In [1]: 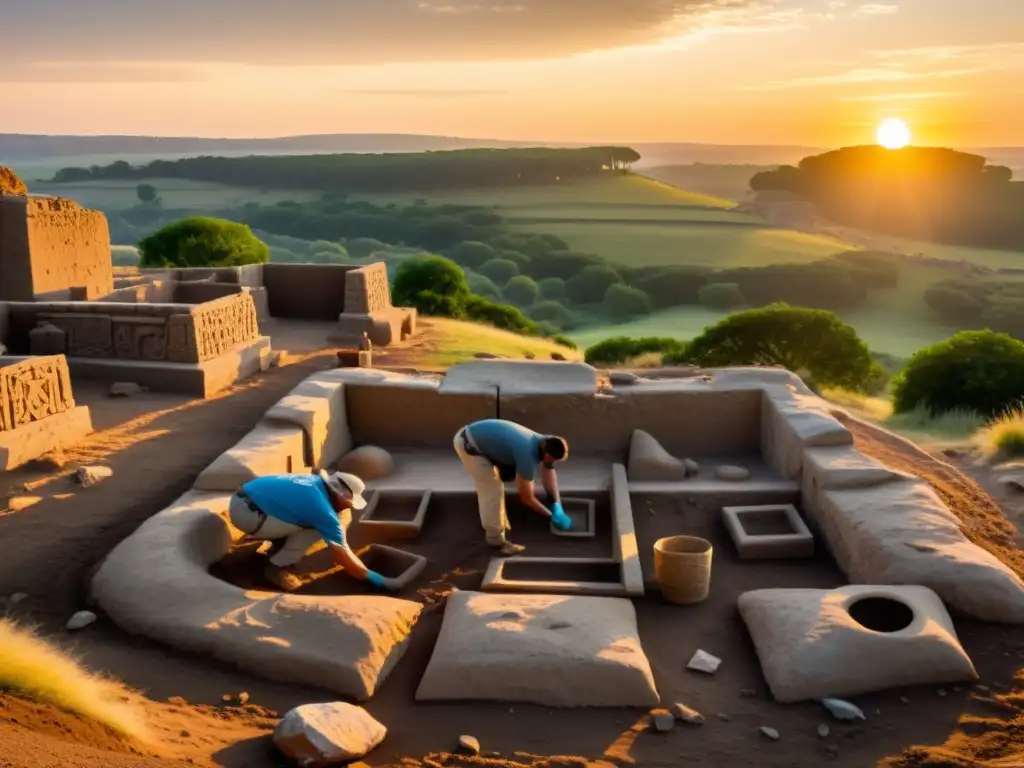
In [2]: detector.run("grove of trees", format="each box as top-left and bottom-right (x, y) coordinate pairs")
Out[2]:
(751, 145), (1024, 251)
(138, 217), (269, 268)
(51, 147), (642, 193)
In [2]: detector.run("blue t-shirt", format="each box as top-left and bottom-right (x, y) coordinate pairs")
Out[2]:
(466, 419), (543, 481)
(242, 474), (345, 546)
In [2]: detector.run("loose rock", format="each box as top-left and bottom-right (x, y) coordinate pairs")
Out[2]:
(715, 465), (750, 482)
(716, 713), (731, 722)
(900, 696), (910, 704)
(818, 724), (830, 738)
(67, 610), (97, 630)
(741, 688), (757, 698)
(337, 445), (394, 482)
(670, 703), (704, 724)
(274, 703), (386, 765)
(109, 382), (144, 397)
(651, 712), (675, 732)
(237, 692), (250, 705)
(76, 466), (113, 488)
(550, 352), (566, 361)
(821, 698), (865, 721)
(9, 593), (28, 605)
(458, 735), (480, 755)
(937, 688), (948, 697)
(610, 371), (639, 386)
(683, 458), (700, 476)
(759, 726), (780, 741)
(687, 649), (722, 674)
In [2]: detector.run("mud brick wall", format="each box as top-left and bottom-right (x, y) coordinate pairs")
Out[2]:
(0, 355), (74, 432)
(0, 197), (112, 301)
(173, 281), (243, 304)
(343, 263), (392, 315)
(262, 263), (357, 320)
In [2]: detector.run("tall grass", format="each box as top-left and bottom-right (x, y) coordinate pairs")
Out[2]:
(821, 387), (984, 442)
(974, 408), (1024, 460)
(0, 618), (148, 740)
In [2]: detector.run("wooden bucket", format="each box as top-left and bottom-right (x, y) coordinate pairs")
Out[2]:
(653, 535), (713, 605)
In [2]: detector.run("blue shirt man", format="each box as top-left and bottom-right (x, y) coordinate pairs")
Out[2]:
(228, 470), (395, 593)
(453, 419), (571, 555)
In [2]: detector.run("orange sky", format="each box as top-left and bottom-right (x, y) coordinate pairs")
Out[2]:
(2, 0), (1022, 146)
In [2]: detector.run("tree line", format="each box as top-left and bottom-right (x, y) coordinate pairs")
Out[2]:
(750, 145), (1024, 251)
(49, 147), (642, 192)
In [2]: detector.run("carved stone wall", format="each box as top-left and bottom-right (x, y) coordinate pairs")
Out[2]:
(0, 355), (74, 432)
(344, 263), (393, 315)
(189, 291), (260, 363)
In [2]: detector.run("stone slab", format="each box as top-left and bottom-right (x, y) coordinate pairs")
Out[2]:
(416, 590), (659, 707)
(818, 480), (1024, 623)
(264, 376), (349, 469)
(90, 491), (422, 700)
(273, 702), (386, 766)
(0, 405), (93, 470)
(481, 557), (628, 597)
(738, 585), (978, 702)
(722, 504), (814, 560)
(193, 422), (307, 492)
(761, 389), (853, 479)
(40, 337), (272, 397)
(356, 490), (431, 542)
(551, 497), (596, 538)
(611, 464), (644, 597)
(440, 360), (598, 396)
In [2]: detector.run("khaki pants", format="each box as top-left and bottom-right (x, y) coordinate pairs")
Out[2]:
(453, 430), (509, 546)
(228, 494), (325, 568)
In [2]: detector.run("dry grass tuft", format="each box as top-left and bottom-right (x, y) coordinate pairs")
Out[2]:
(974, 408), (1024, 461)
(0, 618), (148, 741)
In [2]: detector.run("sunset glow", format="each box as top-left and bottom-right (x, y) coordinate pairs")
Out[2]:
(876, 118), (912, 149)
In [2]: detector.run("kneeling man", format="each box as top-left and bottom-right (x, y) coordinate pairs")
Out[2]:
(454, 419), (572, 556)
(229, 469), (395, 592)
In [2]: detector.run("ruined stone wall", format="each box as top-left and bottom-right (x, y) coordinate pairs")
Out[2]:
(5, 292), (259, 364)
(0, 197), (112, 301)
(0, 355), (74, 433)
(343, 262), (392, 314)
(262, 263), (355, 320)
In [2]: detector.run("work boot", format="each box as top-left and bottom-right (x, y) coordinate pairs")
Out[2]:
(496, 541), (526, 557)
(264, 564), (303, 592)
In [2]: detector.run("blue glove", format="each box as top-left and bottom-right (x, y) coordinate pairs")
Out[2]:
(366, 570), (387, 589)
(551, 502), (572, 531)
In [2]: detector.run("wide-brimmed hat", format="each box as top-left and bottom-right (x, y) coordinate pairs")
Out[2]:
(320, 469), (368, 510)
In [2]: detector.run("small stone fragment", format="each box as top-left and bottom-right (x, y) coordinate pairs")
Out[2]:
(818, 724), (830, 738)
(550, 352), (566, 361)
(458, 735), (481, 755)
(76, 466), (113, 488)
(109, 382), (144, 397)
(976, 685), (990, 693)
(952, 685), (961, 692)
(9, 593), (28, 605)
(821, 698), (865, 721)
(221, 694), (233, 703)
(741, 688), (757, 698)
(670, 703), (704, 724)
(180, 729), (191, 738)
(715, 465), (750, 482)
(237, 692), (250, 705)
(900, 696), (910, 704)
(683, 458), (700, 476)
(687, 649), (722, 674)
(610, 371), (639, 386)
(716, 713), (731, 722)
(66, 610), (97, 630)
(274, 703), (386, 765)
(651, 712), (675, 732)
(759, 726), (780, 741)
(826, 745), (840, 756)
(937, 688), (947, 697)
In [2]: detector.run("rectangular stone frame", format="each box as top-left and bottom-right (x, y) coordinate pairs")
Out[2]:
(722, 503), (814, 560)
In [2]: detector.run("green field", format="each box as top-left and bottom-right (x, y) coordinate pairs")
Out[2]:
(29, 178), (320, 210)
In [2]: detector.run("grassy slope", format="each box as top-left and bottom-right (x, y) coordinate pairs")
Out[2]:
(29, 178), (320, 209)
(400, 318), (583, 368)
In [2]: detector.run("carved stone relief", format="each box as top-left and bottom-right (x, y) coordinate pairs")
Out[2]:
(0, 355), (74, 432)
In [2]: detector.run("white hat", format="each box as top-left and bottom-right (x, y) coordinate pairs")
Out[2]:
(320, 470), (368, 510)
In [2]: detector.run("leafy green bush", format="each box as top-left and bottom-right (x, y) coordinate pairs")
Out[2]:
(110, 245), (140, 267)
(478, 258), (520, 286)
(464, 295), (538, 335)
(465, 270), (502, 300)
(504, 275), (540, 307)
(310, 240), (348, 259)
(346, 237), (389, 259)
(631, 265), (711, 309)
(698, 282), (745, 311)
(719, 261), (867, 312)
(538, 277), (567, 301)
(392, 255), (471, 314)
(833, 250), (899, 289)
(138, 217), (269, 268)
(584, 336), (687, 366)
(498, 250), (532, 270)
(891, 330), (1024, 417)
(529, 300), (576, 330)
(603, 284), (652, 322)
(567, 264), (621, 304)
(525, 251), (604, 281)
(449, 241), (496, 270)
(667, 304), (874, 390)
(552, 335), (578, 350)
(924, 285), (987, 322)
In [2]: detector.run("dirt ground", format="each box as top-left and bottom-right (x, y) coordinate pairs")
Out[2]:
(2, 332), (1024, 768)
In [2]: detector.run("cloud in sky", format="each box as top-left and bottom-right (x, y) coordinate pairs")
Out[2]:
(0, 0), (781, 69)
(852, 3), (899, 16)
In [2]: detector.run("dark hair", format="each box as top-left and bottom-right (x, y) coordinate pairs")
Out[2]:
(542, 436), (568, 461)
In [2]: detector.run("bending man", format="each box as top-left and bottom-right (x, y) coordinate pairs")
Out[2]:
(228, 469), (395, 592)
(454, 419), (572, 556)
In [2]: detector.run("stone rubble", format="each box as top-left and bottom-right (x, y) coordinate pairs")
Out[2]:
(821, 698), (865, 721)
(274, 702), (386, 766)
(651, 711), (675, 732)
(66, 610), (97, 630)
(759, 726), (780, 740)
(670, 702), (705, 724)
(458, 735), (481, 755)
(76, 466), (113, 488)
(818, 724), (830, 738)
(715, 465), (751, 482)
(687, 649), (722, 674)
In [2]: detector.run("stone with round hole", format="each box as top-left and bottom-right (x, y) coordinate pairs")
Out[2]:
(737, 585), (978, 703)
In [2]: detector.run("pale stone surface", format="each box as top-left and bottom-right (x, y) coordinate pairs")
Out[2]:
(416, 590), (659, 707)
(440, 360), (597, 396)
(91, 492), (422, 699)
(627, 429), (688, 482)
(193, 422), (307, 491)
(610, 371), (640, 386)
(76, 465), (113, 487)
(818, 480), (1024, 623)
(457, 735), (480, 755)
(0, 406), (93, 471)
(714, 465), (750, 482)
(264, 373), (349, 469)
(761, 389), (853, 479)
(683, 458), (700, 476)
(671, 703), (704, 724)
(738, 585), (978, 703)
(66, 610), (97, 630)
(273, 702), (386, 766)
(802, 445), (912, 491)
(338, 445), (394, 482)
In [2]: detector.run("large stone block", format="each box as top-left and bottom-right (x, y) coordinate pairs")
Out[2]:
(194, 422), (307, 491)
(0, 405), (93, 470)
(264, 373), (350, 469)
(90, 492), (422, 700)
(819, 480), (1024, 623)
(739, 585), (977, 702)
(440, 360), (597, 396)
(416, 590), (659, 707)
(761, 390), (853, 479)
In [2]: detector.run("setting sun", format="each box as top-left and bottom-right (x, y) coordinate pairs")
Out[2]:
(876, 118), (912, 149)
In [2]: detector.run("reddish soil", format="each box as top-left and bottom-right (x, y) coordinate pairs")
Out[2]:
(1, 332), (1022, 768)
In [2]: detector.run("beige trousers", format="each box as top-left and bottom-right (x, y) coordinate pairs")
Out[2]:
(453, 430), (509, 546)
(228, 494), (325, 568)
